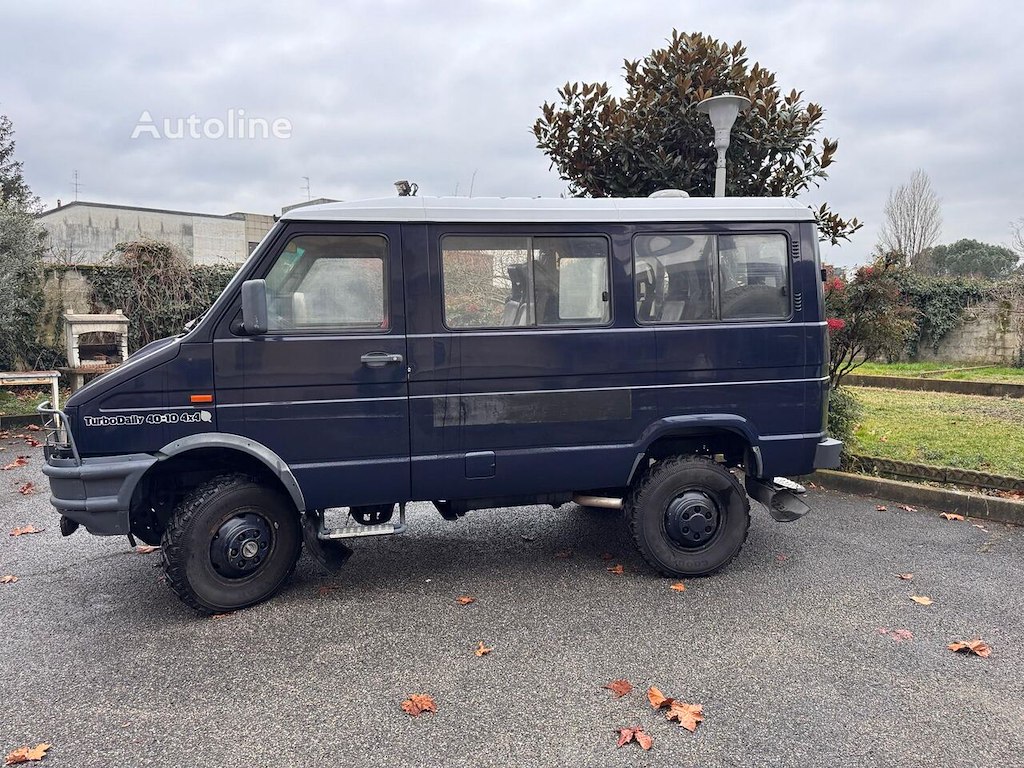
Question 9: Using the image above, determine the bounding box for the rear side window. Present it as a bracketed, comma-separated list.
[633, 233, 789, 323]
[263, 235, 388, 331]
[441, 235, 610, 329]
[719, 234, 789, 320]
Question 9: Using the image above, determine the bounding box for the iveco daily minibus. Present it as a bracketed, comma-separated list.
[41, 195, 841, 613]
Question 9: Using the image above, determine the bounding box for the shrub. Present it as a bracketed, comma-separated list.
[824, 260, 918, 387]
[827, 385, 861, 447]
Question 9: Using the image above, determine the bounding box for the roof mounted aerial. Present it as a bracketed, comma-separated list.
[648, 189, 690, 198]
[696, 94, 751, 197]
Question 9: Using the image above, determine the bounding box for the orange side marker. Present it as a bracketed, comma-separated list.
[190, 394, 214, 404]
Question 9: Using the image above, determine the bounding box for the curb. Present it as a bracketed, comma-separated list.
[0, 413, 46, 430]
[805, 470, 1024, 527]
[845, 374, 1024, 398]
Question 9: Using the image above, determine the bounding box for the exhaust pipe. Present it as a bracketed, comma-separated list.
[572, 494, 623, 510]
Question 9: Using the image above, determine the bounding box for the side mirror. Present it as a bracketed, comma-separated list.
[240, 279, 269, 335]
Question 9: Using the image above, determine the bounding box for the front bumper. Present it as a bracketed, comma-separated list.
[42, 452, 157, 535]
[37, 401, 156, 536]
[813, 437, 843, 470]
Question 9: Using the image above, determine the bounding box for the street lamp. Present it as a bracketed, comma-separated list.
[696, 94, 751, 197]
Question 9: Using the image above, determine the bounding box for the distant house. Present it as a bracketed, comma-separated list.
[36, 201, 276, 266]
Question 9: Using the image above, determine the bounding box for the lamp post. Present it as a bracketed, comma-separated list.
[696, 94, 751, 197]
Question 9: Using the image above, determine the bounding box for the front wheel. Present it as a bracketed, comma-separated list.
[625, 455, 750, 577]
[161, 474, 302, 613]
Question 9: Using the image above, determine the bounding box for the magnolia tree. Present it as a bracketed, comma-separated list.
[533, 31, 861, 245]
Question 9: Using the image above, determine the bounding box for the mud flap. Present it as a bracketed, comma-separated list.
[301, 513, 353, 571]
[745, 476, 811, 522]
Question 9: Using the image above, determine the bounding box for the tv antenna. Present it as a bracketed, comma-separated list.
[301, 176, 311, 201]
[71, 169, 82, 201]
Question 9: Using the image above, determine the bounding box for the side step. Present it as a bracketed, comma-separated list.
[745, 476, 810, 522]
[301, 504, 407, 572]
[318, 503, 407, 540]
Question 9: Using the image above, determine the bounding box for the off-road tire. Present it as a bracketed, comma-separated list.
[625, 455, 750, 577]
[161, 473, 302, 614]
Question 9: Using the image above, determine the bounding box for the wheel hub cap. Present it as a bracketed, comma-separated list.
[211, 512, 272, 578]
[665, 490, 720, 548]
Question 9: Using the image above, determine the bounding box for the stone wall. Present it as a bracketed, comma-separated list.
[916, 299, 1024, 364]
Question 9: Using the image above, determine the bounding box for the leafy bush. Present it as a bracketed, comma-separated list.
[0, 202, 62, 370]
[827, 385, 861, 447]
[824, 260, 918, 386]
[895, 272, 991, 355]
[89, 239, 237, 351]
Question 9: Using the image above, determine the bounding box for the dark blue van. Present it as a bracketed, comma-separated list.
[40, 196, 841, 613]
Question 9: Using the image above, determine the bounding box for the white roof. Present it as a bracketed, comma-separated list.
[281, 196, 815, 224]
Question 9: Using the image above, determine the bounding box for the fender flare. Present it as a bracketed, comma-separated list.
[157, 433, 306, 512]
[628, 414, 763, 483]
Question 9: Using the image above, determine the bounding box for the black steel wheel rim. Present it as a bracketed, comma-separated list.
[210, 511, 273, 579]
[664, 490, 721, 548]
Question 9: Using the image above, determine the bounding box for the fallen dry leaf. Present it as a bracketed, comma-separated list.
[401, 693, 436, 716]
[1, 575, 18, 584]
[896, 572, 914, 581]
[776, 554, 789, 562]
[24, 438, 40, 448]
[2, 456, 29, 470]
[9, 525, 44, 537]
[670, 582, 686, 592]
[134, 545, 159, 554]
[940, 512, 966, 521]
[947, 639, 991, 658]
[4, 743, 51, 765]
[607, 564, 624, 575]
[877, 627, 914, 641]
[603, 679, 633, 698]
[897, 504, 918, 512]
[666, 701, 704, 732]
[210, 613, 234, 619]
[647, 686, 670, 710]
[616, 727, 652, 751]
[876, 505, 888, 512]
[647, 686, 704, 731]
[456, 596, 476, 605]
[474, 641, 493, 657]
[554, 549, 573, 559]
[910, 595, 933, 606]
[972, 524, 989, 532]
[25, 424, 41, 432]
[17, 483, 35, 495]
[317, 585, 341, 596]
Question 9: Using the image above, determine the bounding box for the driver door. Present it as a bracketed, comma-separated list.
[214, 223, 410, 511]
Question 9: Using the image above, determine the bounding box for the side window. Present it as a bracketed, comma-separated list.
[263, 235, 387, 331]
[634, 234, 717, 323]
[441, 235, 610, 329]
[719, 234, 789, 320]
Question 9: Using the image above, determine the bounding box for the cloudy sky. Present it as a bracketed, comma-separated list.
[3, 0, 1022, 266]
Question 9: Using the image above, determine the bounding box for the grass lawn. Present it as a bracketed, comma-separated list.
[855, 361, 1024, 383]
[0, 386, 63, 417]
[850, 386, 1024, 478]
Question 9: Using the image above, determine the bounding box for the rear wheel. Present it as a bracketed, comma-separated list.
[625, 455, 750, 577]
[161, 474, 302, 613]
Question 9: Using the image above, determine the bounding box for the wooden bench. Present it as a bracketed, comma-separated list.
[0, 370, 60, 418]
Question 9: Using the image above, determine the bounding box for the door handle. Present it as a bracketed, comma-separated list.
[360, 351, 404, 368]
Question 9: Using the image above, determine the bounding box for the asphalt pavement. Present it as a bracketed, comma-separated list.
[2, 433, 1022, 768]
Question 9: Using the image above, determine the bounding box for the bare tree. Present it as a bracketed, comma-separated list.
[877, 169, 942, 271]
[1012, 217, 1024, 258]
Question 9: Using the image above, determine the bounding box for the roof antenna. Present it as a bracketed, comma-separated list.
[468, 169, 477, 198]
[301, 176, 311, 201]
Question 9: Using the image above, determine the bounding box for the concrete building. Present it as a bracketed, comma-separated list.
[37, 201, 276, 266]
